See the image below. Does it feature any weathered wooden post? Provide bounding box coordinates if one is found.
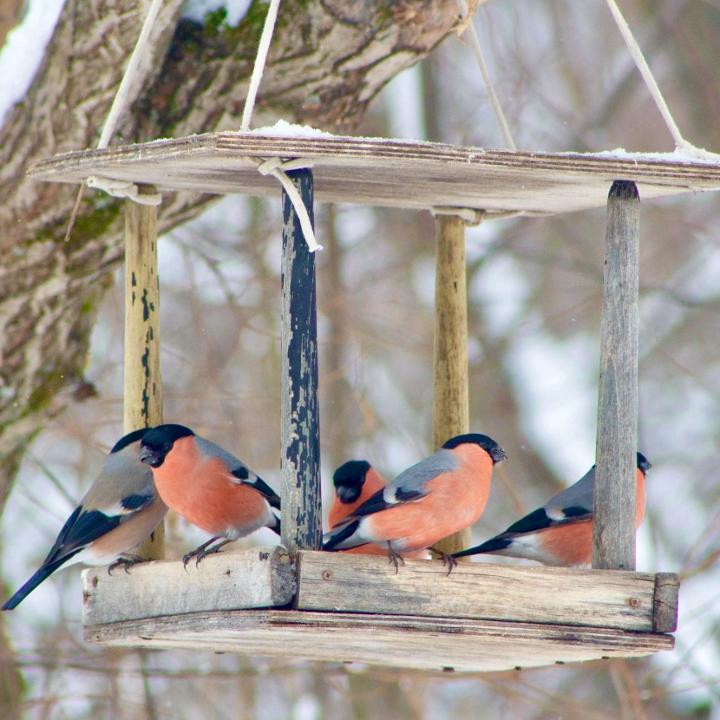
[280,169,322,554]
[124,185,164,559]
[592,180,640,570]
[432,214,470,555]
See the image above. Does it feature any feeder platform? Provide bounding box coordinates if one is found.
[82,547,678,673]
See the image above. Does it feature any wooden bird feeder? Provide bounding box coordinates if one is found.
[28,131,711,672]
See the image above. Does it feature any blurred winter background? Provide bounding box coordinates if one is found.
[2,0,720,718]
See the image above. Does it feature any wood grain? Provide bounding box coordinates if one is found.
[28,134,720,216]
[82,546,295,626]
[432,215,470,555]
[280,170,322,553]
[295,551,670,632]
[653,572,680,633]
[84,608,674,673]
[593,181,640,570]
[124,186,164,560]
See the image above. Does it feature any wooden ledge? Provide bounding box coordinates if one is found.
[295,551,679,633]
[82,545,294,626]
[81,546,678,672]
[28,133,720,215]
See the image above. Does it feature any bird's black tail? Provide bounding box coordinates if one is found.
[322,520,360,551]
[2,557,69,611]
[452,535,512,559]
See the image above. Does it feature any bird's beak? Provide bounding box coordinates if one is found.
[138,446,163,468]
[491,446,508,464]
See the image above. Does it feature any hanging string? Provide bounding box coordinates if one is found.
[605,0,720,161]
[605,0,686,151]
[65,0,167,241]
[238,0,322,251]
[241,0,281,131]
[456,0,516,151]
[97,0,166,149]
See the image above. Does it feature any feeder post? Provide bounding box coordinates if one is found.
[432,214,470,555]
[593,180,640,570]
[124,186,164,560]
[280,169,322,554]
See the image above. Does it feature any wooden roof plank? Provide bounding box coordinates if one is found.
[28,133,720,215]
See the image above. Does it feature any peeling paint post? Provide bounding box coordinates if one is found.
[280,169,322,554]
[593,180,640,570]
[124,186,164,560]
[431,215,471,555]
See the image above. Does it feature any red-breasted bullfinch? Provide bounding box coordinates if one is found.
[138,424,281,566]
[329,460,385,528]
[2,428,166,611]
[329,460,430,559]
[452,451,651,566]
[322,433,506,570]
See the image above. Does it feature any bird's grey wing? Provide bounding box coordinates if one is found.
[195,436,281,509]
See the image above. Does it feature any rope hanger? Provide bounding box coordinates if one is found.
[82,0,321,252]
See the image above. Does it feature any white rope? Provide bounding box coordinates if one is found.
[98,0,166,150]
[241,0,281,131]
[456,0,516,151]
[431,206,485,225]
[605,0,687,149]
[257,161,322,251]
[606,0,720,162]
[237,0,321,252]
[85,0,167,206]
[86,176,162,206]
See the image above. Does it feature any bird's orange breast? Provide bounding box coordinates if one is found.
[538,468,647,565]
[152,437,269,537]
[365,445,493,552]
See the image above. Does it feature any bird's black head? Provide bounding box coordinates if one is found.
[636,452,652,474]
[333,460,371,504]
[110,427,150,454]
[139,424,195,468]
[442,433,507,464]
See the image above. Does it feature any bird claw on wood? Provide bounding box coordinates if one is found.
[107,556,143,576]
[387,545,405,574]
[439,553,458,576]
[183,539,230,569]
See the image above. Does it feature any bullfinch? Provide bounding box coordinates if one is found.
[2,428,166,611]
[322,433,506,569]
[329,460,430,559]
[329,460,385,528]
[138,424,281,566]
[452,451,651,566]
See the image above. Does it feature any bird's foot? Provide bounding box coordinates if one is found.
[387,545,405,574]
[108,556,143,576]
[183,538,232,569]
[439,553,458,576]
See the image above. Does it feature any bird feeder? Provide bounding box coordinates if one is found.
[28,131,708,672]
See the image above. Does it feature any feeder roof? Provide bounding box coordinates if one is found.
[29,133,720,216]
